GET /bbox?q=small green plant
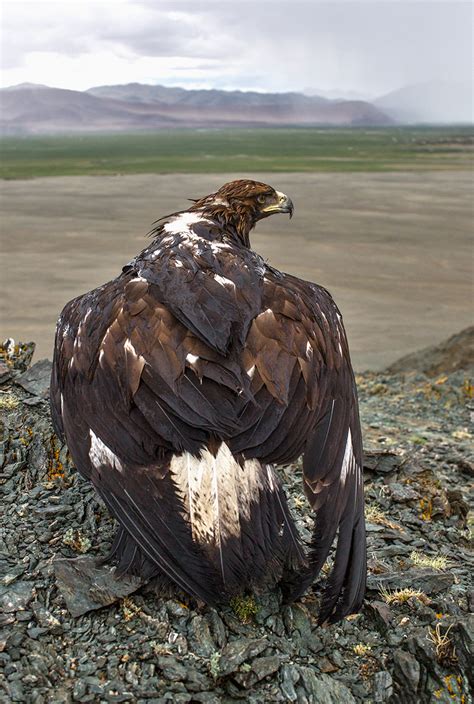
[230,594,259,623]
[209,651,221,680]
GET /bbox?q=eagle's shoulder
[258,265,350,373]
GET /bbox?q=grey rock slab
[392,649,421,699]
[364,449,403,474]
[365,600,394,634]
[218,637,268,677]
[367,568,455,595]
[15,359,52,398]
[453,614,474,687]
[233,655,284,687]
[297,668,356,704]
[187,614,215,658]
[280,664,299,702]
[373,671,393,702]
[0,581,35,613]
[53,556,145,617]
[0,361,11,384]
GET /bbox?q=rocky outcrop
[386,326,474,377]
[0,333,472,702]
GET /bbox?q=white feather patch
[340,428,355,489]
[163,211,212,236]
[170,444,265,584]
[89,429,124,473]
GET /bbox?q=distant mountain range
[0,83,391,134]
[0,80,471,135]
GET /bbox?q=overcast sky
[0,0,472,98]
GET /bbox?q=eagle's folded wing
[50,277,228,604]
[229,273,366,623]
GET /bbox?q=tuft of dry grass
[121,597,141,622]
[428,623,458,666]
[0,393,19,410]
[379,587,431,606]
[365,504,403,531]
[410,550,449,570]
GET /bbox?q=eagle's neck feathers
[189,200,256,248]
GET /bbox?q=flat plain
[1,126,473,178]
[1,165,472,369]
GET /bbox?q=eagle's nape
[50,178,366,623]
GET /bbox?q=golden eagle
[50,179,366,624]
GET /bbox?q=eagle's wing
[228,270,366,624]
[51,276,226,604]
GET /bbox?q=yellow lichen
[420,497,433,521]
[63,528,91,553]
[462,379,473,399]
[47,434,66,481]
[353,643,372,656]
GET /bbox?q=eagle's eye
[257,195,267,204]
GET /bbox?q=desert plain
[0,169,472,370]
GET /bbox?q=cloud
[0,0,472,100]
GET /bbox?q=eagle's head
[193,179,294,247]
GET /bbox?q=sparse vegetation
[0,393,19,410]
[365,503,403,531]
[410,550,449,570]
[0,126,472,179]
[379,587,431,606]
[230,594,259,624]
[428,624,458,666]
[121,597,144,623]
[209,651,221,680]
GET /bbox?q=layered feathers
[51,179,366,623]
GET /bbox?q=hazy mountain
[375,81,473,124]
[0,85,182,134]
[0,82,392,134]
[88,83,330,107]
[303,87,370,102]
[86,83,391,127]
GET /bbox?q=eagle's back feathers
[51,182,366,623]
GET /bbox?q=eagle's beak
[261,191,294,219]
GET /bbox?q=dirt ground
[0,171,472,370]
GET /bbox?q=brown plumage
[50,179,366,624]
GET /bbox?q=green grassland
[0,127,472,179]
